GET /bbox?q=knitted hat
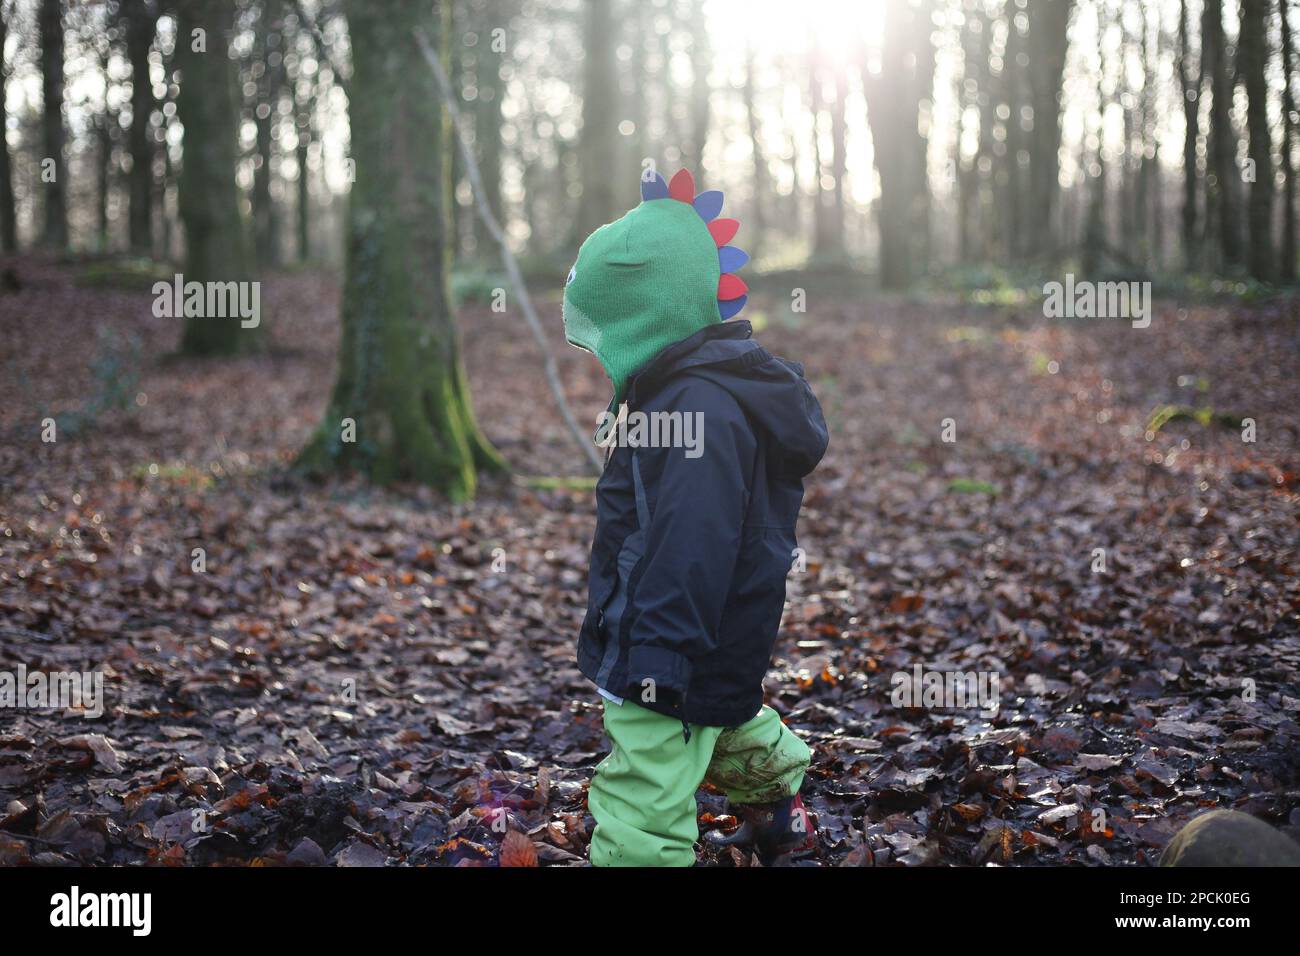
[563,167,749,410]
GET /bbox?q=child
[562,167,829,866]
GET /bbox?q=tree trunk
[1239,0,1274,280]
[39,0,67,249]
[1179,0,1200,270]
[824,67,847,260]
[1082,68,1107,276]
[783,84,802,238]
[472,0,505,258]
[96,41,113,253]
[297,0,502,498]
[1000,3,1027,259]
[1202,0,1241,270]
[573,0,618,240]
[685,0,710,173]
[809,43,829,257]
[742,42,766,260]
[0,2,17,253]
[624,0,648,175]
[288,11,316,263]
[976,5,1001,261]
[174,0,259,355]
[956,6,988,264]
[1148,3,1166,268]
[158,56,177,260]
[295,77,313,263]
[253,0,284,267]
[1280,0,1298,282]
[863,0,934,288]
[1119,19,1138,251]
[123,0,156,257]
[1024,0,1076,260]
[658,10,678,149]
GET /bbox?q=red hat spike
[708,218,740,247]
[718,273,748,300]
[668,168,696,203]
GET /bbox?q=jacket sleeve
[622,383,757,703]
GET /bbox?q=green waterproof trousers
[587,699,811,867]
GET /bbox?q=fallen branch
[414,29,602,476]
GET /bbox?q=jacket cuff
[626,644,693,702]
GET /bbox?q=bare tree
[1281,0,1298,281]
[1025,0,1074,259]
[1239,0,1274,280]
[1202,0,1241,270]
[472,0,506,258]
[1179,0,1200,269]
[573,0,618,240]
[684,0,710,172]
[0,0,17,253]
[38,0,67,248]
[252,0,285,267]
[742,41,767,259]
[863,0,935,287]
[298,0,503,495]
[174,0,259,355]
[123,0,157,256]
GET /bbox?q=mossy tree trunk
[297,0,503,500]
[174,0,259,356]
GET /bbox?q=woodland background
[0,0,1297,867]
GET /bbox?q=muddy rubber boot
[705,793,815,863]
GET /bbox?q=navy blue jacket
[577,320,828,728]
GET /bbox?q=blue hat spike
[718,245,749,273]
[692,189,725,222]
[641,171,669,201]
[719,295,747,320]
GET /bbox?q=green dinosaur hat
[562,167,750,410]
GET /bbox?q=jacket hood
[626,320,828,477]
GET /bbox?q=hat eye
[566,266,577,286]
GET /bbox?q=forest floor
[1,253,1298,867]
